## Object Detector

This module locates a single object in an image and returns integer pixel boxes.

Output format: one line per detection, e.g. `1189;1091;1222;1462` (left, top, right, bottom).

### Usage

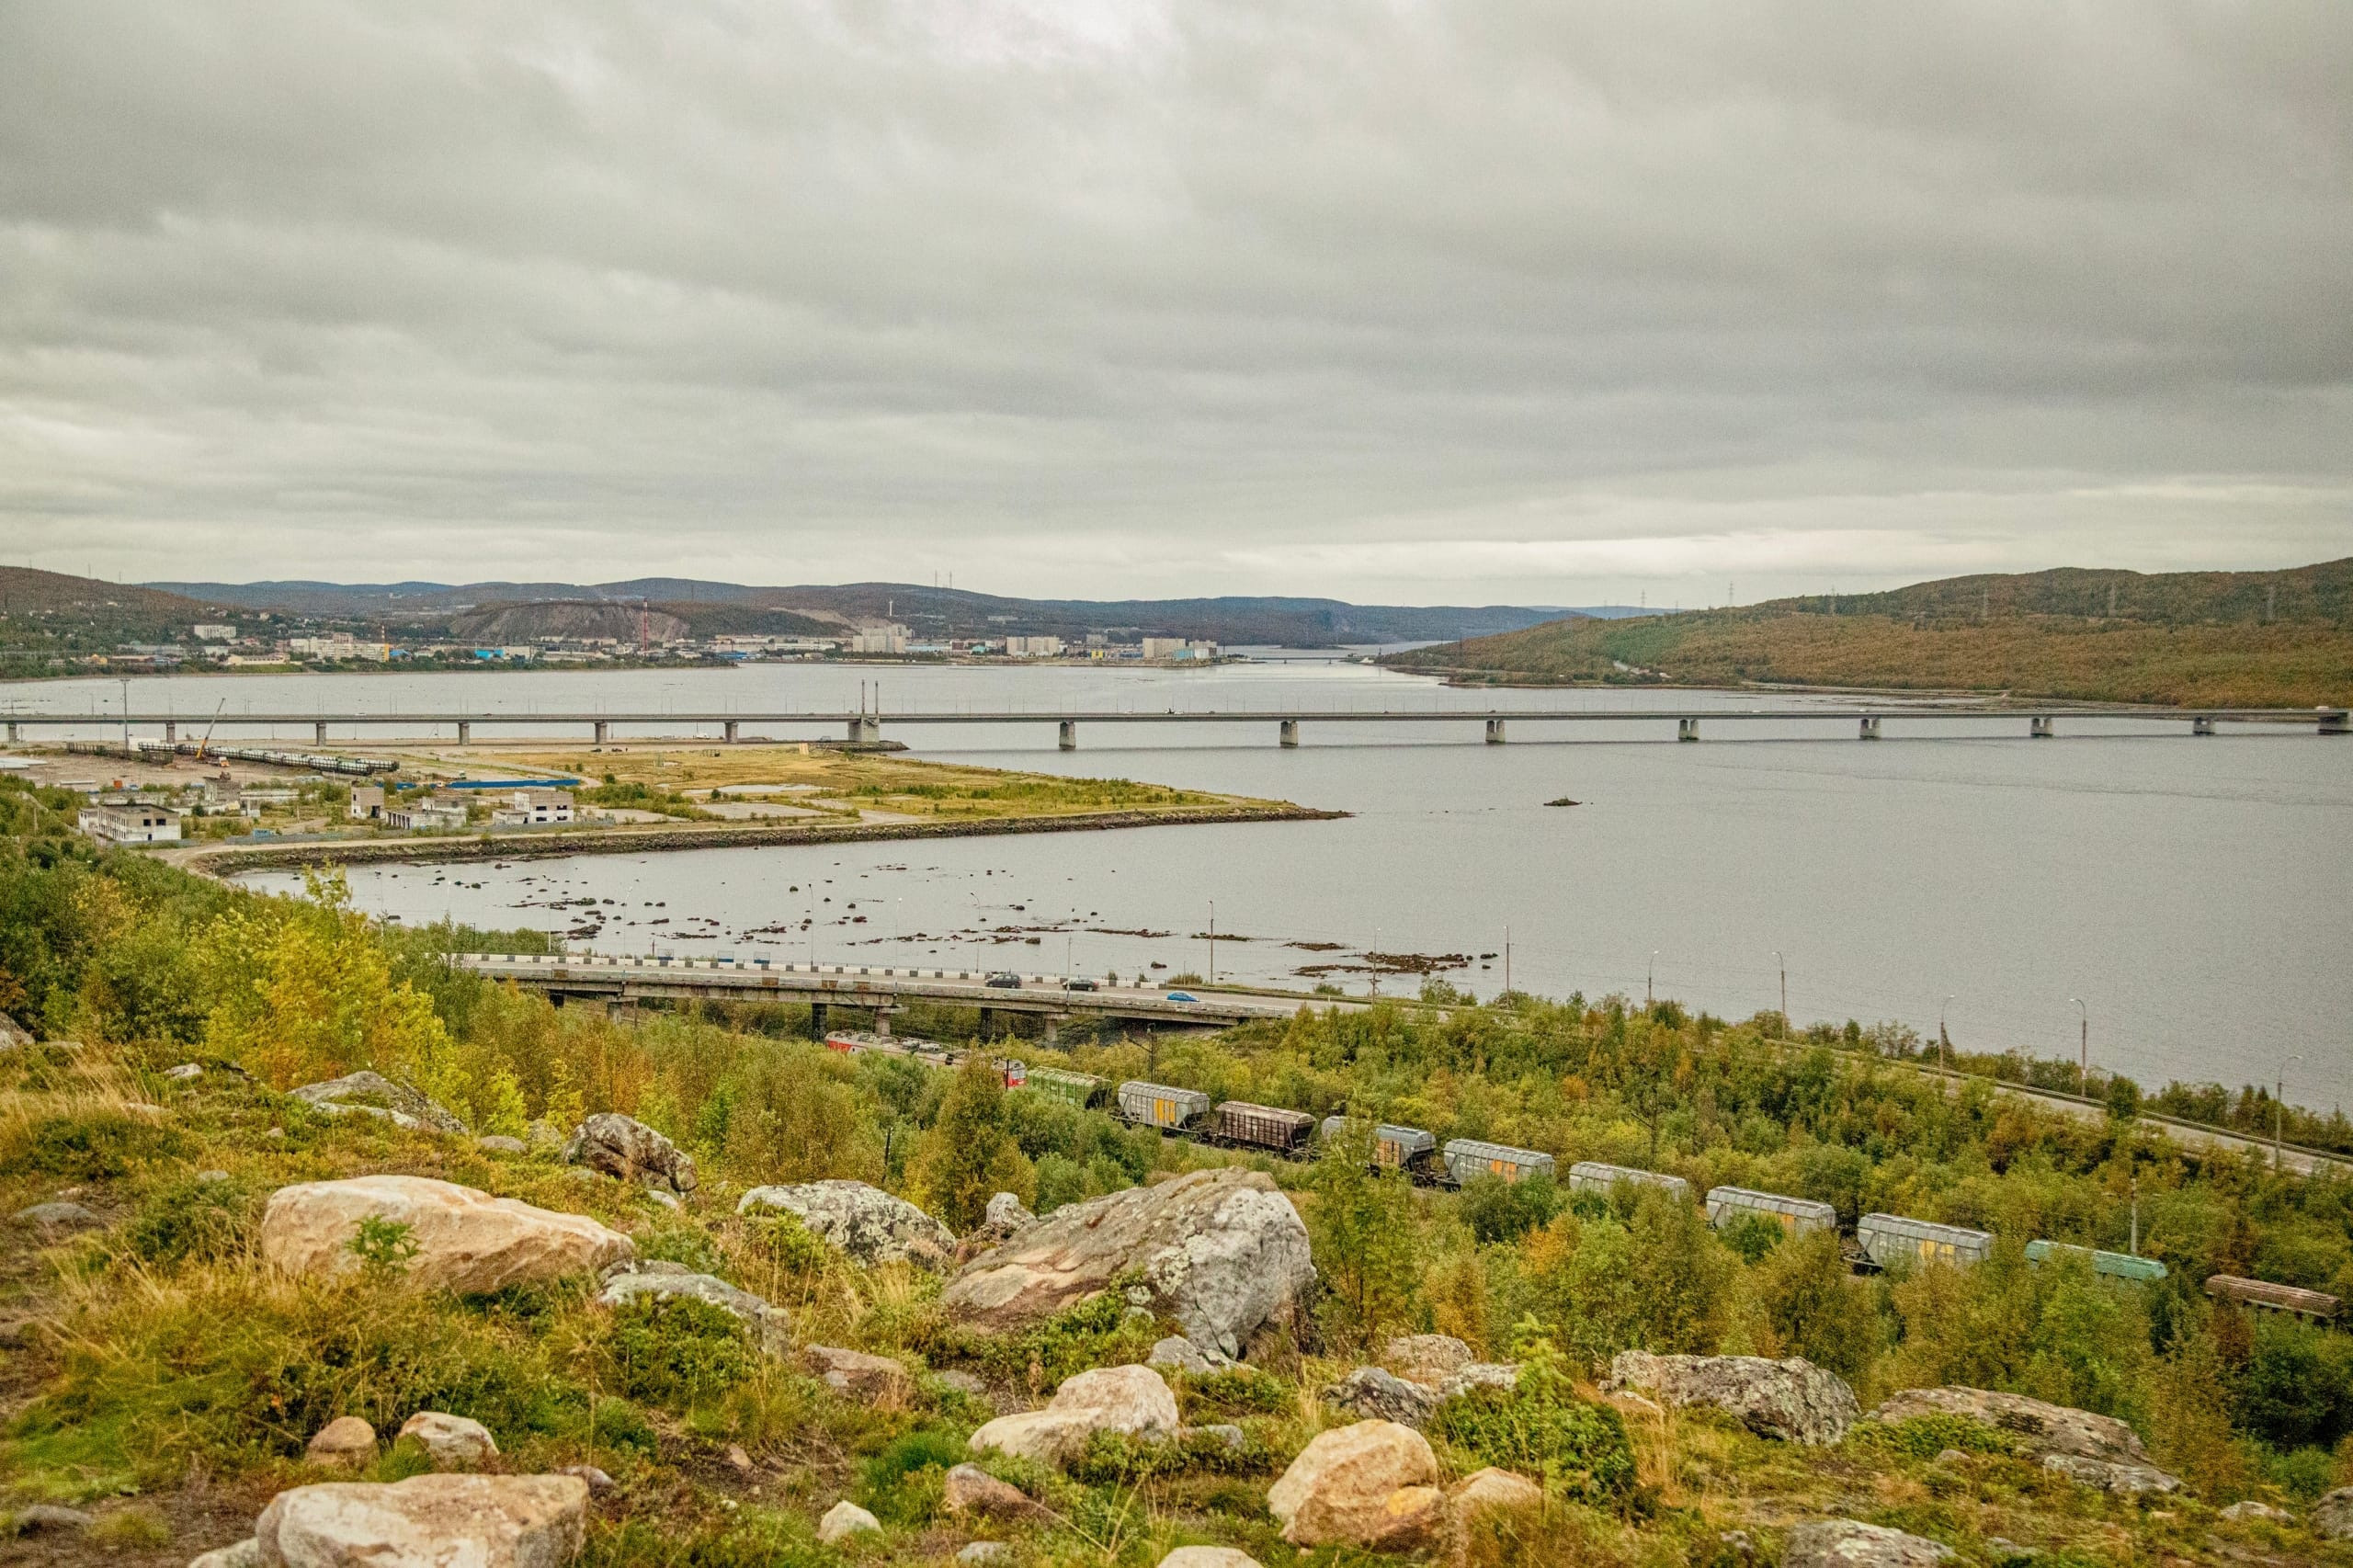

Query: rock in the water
8;1503;94;1533
943;1166;1313;1358
1605;1352;1859;1446
1324;1366;1439;1428
1867;1387;2152;1467
290;1071;466;1135
396;1412;497;1469
802;1345;914;1402
260;1175;632;1293
1158;1549;1264;1568
816;1500;881;1543
252;1474;586;1568
2040;1452;2178;1493
1438;1363;1519;1401
1448;1466;1545;1528
477;1135;528;1155
1383;1334;1476;1388
1148;1335;1231;1375
957;1544;1013;1566
305;1417;377;1471
1266;1419;1441;1549
941;1464;1046;1521
1781;1519;1954;1566
597;1266;788;1355
189;1540;263;1568
2219;1500;2290;1523
15;1200;106;1233
563;1113;697;1194
738;1180;955;1270
969;1364;1181;1466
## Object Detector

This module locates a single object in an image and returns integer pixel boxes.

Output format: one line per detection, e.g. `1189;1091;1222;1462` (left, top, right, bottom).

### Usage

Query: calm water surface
8;661;2347;1103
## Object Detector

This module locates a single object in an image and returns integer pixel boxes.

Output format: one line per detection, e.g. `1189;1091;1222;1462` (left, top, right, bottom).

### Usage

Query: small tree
1310;1116;1425;1354
909;1054;1032;1230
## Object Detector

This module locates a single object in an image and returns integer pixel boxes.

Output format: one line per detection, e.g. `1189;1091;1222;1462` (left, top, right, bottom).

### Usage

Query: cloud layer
3;1;2348;601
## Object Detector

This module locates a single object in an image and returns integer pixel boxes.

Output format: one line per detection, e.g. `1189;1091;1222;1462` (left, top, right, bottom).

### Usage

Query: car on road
1164;990;1199;1003
984;971;1023;989
1063;977;1099;992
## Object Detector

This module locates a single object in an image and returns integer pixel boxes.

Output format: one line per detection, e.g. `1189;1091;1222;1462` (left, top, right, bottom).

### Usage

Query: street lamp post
1772;950;1786;1026
2277;1054;2304;1172
2069;997;2087;1095
1939;994;1956;1078
1647;949;1659;1006
1208;899;1216;986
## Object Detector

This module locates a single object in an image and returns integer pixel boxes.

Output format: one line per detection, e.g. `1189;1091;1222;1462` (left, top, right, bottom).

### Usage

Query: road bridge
452;950;1312;1038
9;703;2347;747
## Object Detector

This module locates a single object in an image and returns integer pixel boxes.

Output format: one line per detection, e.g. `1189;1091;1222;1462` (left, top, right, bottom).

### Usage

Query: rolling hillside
1387;560;2353;708
0;567;246;669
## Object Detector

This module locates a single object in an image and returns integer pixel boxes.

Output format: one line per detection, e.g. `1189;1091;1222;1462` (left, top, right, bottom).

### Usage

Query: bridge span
453;950;1313;1038
10;702;2347;748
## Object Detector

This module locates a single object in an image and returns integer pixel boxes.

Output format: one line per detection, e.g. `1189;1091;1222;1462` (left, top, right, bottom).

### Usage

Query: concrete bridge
452;949;1310;1038
10;703;2347;748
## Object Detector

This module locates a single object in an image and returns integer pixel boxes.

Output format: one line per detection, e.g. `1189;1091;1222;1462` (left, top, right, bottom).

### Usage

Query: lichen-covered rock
395;1412;497;1469
2040;1452;2180;1493
801;1345;914;1402
597;1265;788;1356
1868;1387;2156;1466
1383;1334;1476;1388
0;1011;32;1048
304;1417;377;1471
189;1540;262;1568
1266;1419;1440;1549
8;1504;94;1533
1323;1366;1439;1428
816;1500;880;1543
260;1175;632;1293
563;1113;698;1194
941;1463;1046;1521
1780;1519;1954;1566
738;1180;955;1269
2313;1487;2353;1538
290;1071;466;1135
476;1135;528;1155
969;1364;1180;1466
1448;1465;1545;1528
1148;1335;1232;1375
14;1200;106;1233
1158;1548;1264;1568
1605;1352;1860;1446
253;1473;587;1568
1438;1362;1519;1401
2219;1500;2291;1523
944;1167;1313;1358
956;1545;1014;1567
985;1191;1035;1231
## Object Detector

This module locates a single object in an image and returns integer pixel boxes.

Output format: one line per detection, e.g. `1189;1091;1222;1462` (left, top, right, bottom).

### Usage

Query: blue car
1165;990;1199;1003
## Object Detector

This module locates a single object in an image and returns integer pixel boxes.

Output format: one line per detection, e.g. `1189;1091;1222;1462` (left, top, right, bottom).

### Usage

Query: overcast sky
3;2;2347;606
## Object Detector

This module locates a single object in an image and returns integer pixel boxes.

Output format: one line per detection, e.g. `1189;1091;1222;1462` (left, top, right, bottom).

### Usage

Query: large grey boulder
597;1261;789;1355
1782;1520;1953;1566
260;1175;632;1293
1323;1366;1439;1428
738;1180;955;1269
943;1167;1313;1358
1867;1386;2177;1490
563;1113;697;1194
1605;1352;1859;1446
290;1072;466;1135
395;1412;496;1469
1382;1334;1476;1388
252;1473;587;1568
2313;1487;2353;1539
1149;1335;1233;1375
0;1012;34;1049
2040;1452;2178;1494
969;1364;1180;1466
15;1200;107;1233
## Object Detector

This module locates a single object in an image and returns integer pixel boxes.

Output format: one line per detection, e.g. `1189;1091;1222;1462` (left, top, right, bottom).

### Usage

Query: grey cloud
1;0;2347;601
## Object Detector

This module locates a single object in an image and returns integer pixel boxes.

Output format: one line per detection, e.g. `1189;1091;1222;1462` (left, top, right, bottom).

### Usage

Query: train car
1021;1066;1108;1109
1705;1186;1837;1238
2025;1240;2166;1283
1568;1161;1693;1205
1319;1117;1440;1178
1211;1101;1318;1156
2205;1274;2340;1322
1443;1139;1557;1187
1857;1212;1995;1271
1117;1080;1212;1131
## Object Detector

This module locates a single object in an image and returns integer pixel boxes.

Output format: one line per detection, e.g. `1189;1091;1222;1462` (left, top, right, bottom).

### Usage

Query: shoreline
1386;666;2341;711
171;801;1348;875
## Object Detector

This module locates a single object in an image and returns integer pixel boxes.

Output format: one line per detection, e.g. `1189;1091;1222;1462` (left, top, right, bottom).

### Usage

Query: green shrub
1066;1426;1268;1483
589;1396;658;1454
1427;1318;1634;1504
1461;1172;1563;1245
598;1298;756;1410
28;1112;182;1179
857;1427;966;1523
945;1278;1161;1390
1715;1211;1784;1264
1178;1367;1292;1419
634;1223;725;1277
120;1176;255;1266
1852;1414;2018;1460
742;1213;829;1278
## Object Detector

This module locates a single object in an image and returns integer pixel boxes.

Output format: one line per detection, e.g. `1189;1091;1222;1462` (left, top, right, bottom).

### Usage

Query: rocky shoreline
176;802;1348;875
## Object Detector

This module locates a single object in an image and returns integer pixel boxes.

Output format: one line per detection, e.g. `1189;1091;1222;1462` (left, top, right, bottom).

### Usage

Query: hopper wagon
1209;1101;1319;1157
1567;1161;1692;1205
1020;1066;1108;1109
1443;1139;1556;1187
1857;1213;1995;1271
2205;1274;2340;1322
2024;1240;2166;1283
1117;1080;1213;1131
1705;1186;1837;1238
1319;1117;1442;1181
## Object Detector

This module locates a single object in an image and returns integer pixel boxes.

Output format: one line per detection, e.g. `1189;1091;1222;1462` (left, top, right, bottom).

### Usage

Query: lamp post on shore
1772;950;1786;1027
2278;1055;2304;1172
1939;994;1956;1079
2070;997;2087;1095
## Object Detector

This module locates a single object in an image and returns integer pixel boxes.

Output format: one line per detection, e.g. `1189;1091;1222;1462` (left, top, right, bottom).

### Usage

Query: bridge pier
164;721;176;744
977;1006;998;1040
808;1001;828;1038
5;722;16;743
2030;716;2055;739
1059;720;1077;751
872;1006;892;1038
456;721;471;744
1859;716;1881;741
1042;1014;1065;1045
2323;710;2350;736
723;720;738;744
314;721;328;744
2192;716;2216;736
1484;718;1506;744
594;720;608;744
1677;718;1699;742
1279;719;1298;747
847;716;880;746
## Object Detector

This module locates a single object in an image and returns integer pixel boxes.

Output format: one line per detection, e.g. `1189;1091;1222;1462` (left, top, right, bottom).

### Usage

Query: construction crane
194;699;228;779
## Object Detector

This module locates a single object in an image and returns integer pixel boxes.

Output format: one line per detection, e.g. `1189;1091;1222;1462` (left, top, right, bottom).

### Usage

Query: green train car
2025;1240;2167;1283
1018;1066;1108;1109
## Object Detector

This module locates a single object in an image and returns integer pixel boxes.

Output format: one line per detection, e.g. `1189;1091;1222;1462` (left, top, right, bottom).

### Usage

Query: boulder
2040;1452;2179;1494
477;1135;528;1155
941;1464;1046;1521
395;1412;497;1469
8;1504;93;1533
1438;1363;1519;1401
553;1465;612;1496
304;1417;377;1471
290;1071;466;1135
0;1011;31;1048
1604;1352;1859;1446
1324;1366;1439;1428
943;1167;1314;1358
2313;1487;2353;1538
260;1176;632;1293
1148;1335;1231;1375
1159;1549;1264;1568
986;1191;1036;1231
1189;1424;1246;1451
597;1266;788;1356
957;1545;1014;1567
2219;1500;2291;1523
190;1541;263;1568
1383;1334;1477;1388
563;1113;697;1194
970;1364;1180;1466
953;1191;1041;1265
15;1200;106;1233
816;1500;881;1543
165;1062;205;1082
1780;1519;1954;1566
801;1345;914;1402
1448;1465;1545;1528
252;1473;587;1568
1266;1419;1440;1549
738;1180;955;1270
1866;1387;2153;1467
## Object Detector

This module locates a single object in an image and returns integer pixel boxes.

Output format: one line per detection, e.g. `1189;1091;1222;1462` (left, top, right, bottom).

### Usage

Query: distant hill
0;568;247;666
145;579;1565;646
1386;559;2353;708
449;600;694;644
